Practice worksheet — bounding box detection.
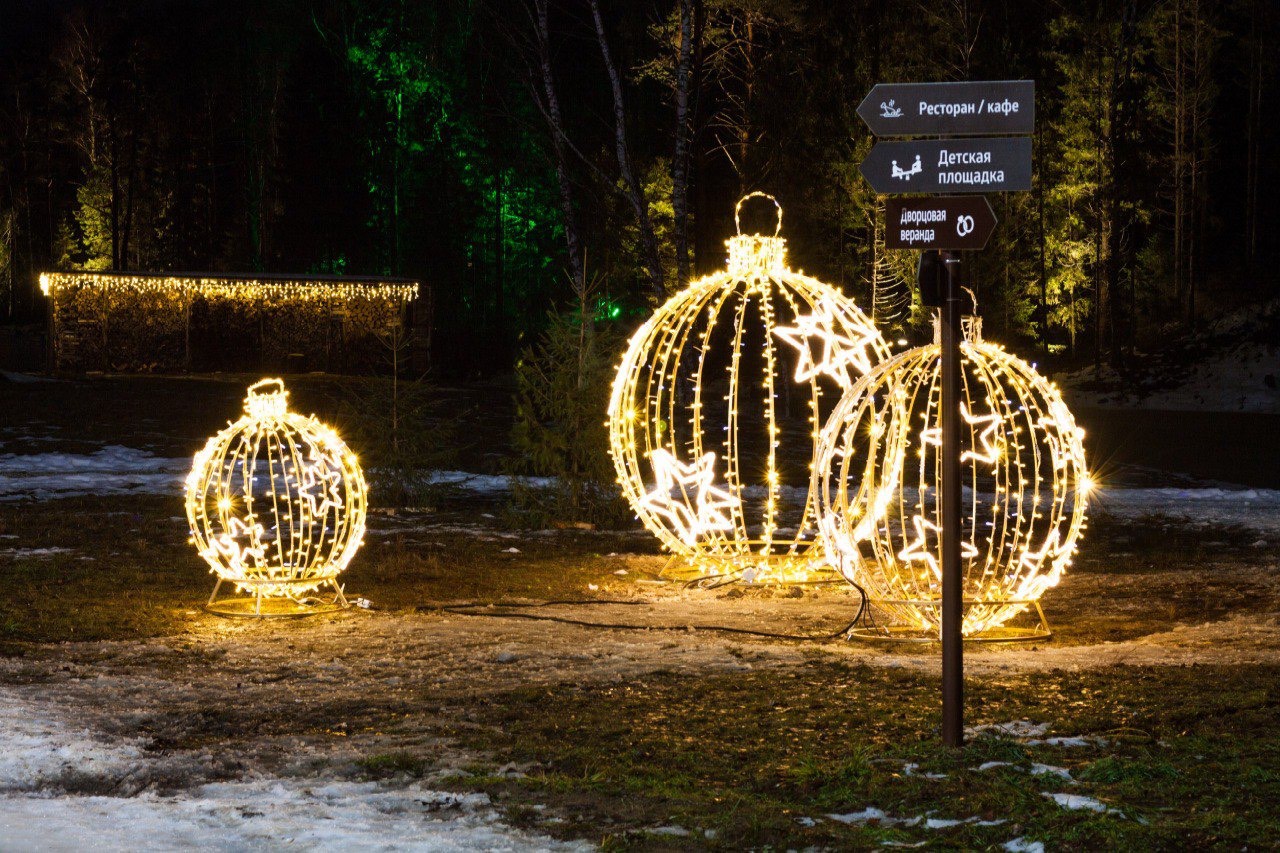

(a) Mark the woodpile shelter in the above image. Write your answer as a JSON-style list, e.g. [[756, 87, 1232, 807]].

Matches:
[[40, 271, 426, 374]]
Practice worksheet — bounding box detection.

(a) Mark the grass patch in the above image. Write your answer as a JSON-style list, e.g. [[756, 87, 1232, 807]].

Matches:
[[0, 492, 661, 645], [356, 751, 430, 778], [433, 661, 1280, 850]]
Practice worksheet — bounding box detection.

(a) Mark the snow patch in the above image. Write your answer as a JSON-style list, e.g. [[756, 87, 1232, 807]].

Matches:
[[1096, 487, 1280, 535], [0, 684, 588, 850], [0, 781, 590, 852], [0, 446, 187, 501], [0, 686, 147, 792], [424, 470, 555, 493], [0, 547, 75, 558], [0, 371, 55, 384], [902, 762, 948, 780], [1042, 791, 1122, 815], [826, 808, 1004, 830], [1003, 839, 1044, 853], [1056, 300, 1280, 414], [968, 720, 1049, 739], [1026, 736, 1104, 748]]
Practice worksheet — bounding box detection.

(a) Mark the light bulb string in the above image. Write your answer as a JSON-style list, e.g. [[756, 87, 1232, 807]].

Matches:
[[734, 191, 784, 237]]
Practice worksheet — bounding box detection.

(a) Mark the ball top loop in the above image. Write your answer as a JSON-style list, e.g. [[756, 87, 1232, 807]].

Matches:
[[735, 191, 783, 238], [245, 377, 289, 418]]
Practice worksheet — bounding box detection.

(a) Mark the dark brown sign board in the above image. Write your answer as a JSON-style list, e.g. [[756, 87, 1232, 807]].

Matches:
[[885, 196, 998, 251], [857, 80, 1035, 137], [859, 137, 1032, 195]]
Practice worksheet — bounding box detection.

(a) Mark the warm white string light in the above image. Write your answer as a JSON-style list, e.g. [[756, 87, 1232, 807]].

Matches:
[[39, 271, 419, 371], [814, 316, 1090, 637], [186, 378, 368, 616], [40, 272, 419, 303], [608, 193, 889, 581]]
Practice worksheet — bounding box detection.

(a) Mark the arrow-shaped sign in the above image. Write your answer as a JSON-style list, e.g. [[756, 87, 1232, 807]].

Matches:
[[885, 197, 998, 250], [858, 80, 1035, 137], [858, 137, 1032, 195]]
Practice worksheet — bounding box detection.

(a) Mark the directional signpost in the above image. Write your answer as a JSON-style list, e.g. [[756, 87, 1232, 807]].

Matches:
[[858, 137, 1032, 195], [858, 79, 1035, 748], [885, 197, 998, 251], [857, 80, 1035, 137]]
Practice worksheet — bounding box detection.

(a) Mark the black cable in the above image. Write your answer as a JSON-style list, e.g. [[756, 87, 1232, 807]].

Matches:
[[683, 573, 852, 591], [416, 583, 870, 642]]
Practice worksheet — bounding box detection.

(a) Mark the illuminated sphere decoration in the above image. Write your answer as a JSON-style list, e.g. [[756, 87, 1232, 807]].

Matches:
[[814, 316, 1091, 638], [608, 193, 890, 582], [186, 378, 368, 616]]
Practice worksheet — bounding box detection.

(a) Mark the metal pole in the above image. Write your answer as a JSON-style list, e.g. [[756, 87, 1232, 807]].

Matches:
[[940, 251, 964, 747]]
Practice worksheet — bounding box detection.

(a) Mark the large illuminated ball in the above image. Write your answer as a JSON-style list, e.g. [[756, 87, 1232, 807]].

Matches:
[[186, 378, 368, 616], [608, 193, 889, 581], [815, 317, 1091, 636]]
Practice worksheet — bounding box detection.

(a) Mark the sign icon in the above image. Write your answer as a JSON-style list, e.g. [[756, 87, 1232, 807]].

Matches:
[[883, 197, 998, 251], [880, 99, 903, 118], [857, 80, 1035, 137], [891, 155, 922, 181]]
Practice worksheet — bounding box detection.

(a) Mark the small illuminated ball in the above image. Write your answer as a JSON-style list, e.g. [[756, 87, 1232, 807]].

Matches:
[[608, 193, 889, 580], [186, 378, 368, 601], [814, 317, 1090, 635]]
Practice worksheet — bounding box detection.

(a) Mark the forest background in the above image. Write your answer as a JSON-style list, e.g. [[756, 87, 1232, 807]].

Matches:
[[0, 0, 1275, 376]]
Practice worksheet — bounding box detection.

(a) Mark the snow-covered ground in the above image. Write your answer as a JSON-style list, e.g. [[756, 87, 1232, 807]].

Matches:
[[0, 446, 188, 501], [1, 447, 1276, 537], [0, 449, 1277, 536], [1060, 342, 1280, 413], [0, 448, 556, 503], [1093, 486, 1280, 536], [1056, 301, 1280, 413], [0, 685, 588, 852]]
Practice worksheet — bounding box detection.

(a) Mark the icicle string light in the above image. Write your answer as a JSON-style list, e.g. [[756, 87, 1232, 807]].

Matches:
[[608, 193, 889, 581], [815, 316, 1090, 636], [40, 272, 419, 304], [186, 378, 368, 616]]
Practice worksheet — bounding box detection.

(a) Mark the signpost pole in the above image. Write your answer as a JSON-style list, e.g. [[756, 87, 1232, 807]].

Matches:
[[860, 77, 1035, 749], [940, 252, 964, 748]]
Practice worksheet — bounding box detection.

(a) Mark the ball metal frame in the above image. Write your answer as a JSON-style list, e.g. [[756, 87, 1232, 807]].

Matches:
[[186, 378, 368, 617], [815, 317, 1090, 638], [608, 194, 889, 582]]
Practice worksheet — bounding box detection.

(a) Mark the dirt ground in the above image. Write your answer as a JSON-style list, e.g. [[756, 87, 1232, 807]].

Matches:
[[2, 375, 1279, 850]]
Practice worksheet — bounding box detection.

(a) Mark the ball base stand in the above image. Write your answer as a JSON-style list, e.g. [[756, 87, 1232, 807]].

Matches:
[[205, 575, 350, 618], [659, 542, 840, 587], [846, 599, 1051, 644]]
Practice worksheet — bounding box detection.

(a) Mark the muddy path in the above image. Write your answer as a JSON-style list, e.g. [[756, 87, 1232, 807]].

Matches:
[[3, 542, 1278, 793]]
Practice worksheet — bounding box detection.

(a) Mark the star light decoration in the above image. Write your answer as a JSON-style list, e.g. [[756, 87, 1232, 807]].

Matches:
[[813, 316, 1091, 638], [608, 193, 889, 581], [639, 450, 739, 546], [186, 378, 368, 616]]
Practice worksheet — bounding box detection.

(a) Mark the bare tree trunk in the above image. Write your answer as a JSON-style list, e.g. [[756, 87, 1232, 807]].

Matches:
[[1036, 132, 1049, 357], [671, 0, 695, 291], [1244, 0, 1261, 277], [738, 16, 755, 195], [122, 118, 137, 268], [1108, 0, 1138, 368], [109, 115, 120, 270], [1173, 0, 1185, 318], [1187, 0, 1207, 330], [587, 0, 664, 301], [392, 0, 405, 275], [1092, 49, 1106, 370], [531, 0, 585, 296]]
